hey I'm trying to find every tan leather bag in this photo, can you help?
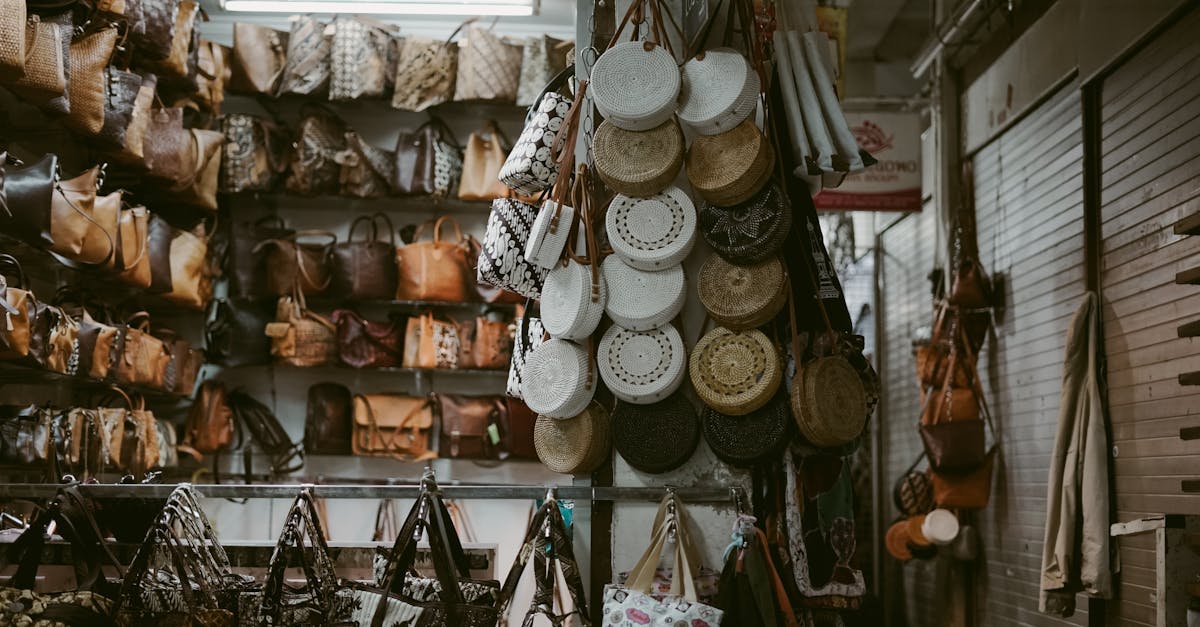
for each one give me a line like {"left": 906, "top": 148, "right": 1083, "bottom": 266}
{"left": 266, "top": 292, "right": 338, "bottom": 367}
{"left": 39, "top": 304, "right": 78, "bottom": 374}
{"left": 161, "top": 225, "right": 212, "bottom": 311}
{"left": 169, "top": 129, "right": 223, "bottom": 211}
{"left": 351, "top": 393, "right": 436, "bottom": 460}
{"left": 50, "top": 166, "right": 101, "bottom": 261}
{"left": 114, "top": 73, "right": 157, "bottom": 164}
{"left": 65, "top": 25, "right": 119, "bottom": 136}
{"left": 112, "top": 205, "right": 152, "bottom": 288}
{"left": 178, "top": 380, "right": 234, "bottom": 461}
{"left": 395, "top": 216, "right": 472, "bottom": 302}
{"left": 79, "top": 190, "right": 120, "bottom": 267}
{"left": 401, "top": 312, "right": 460, "bottom": 370}
{"left": 457, "top": 122, "right": 511, "bottom": 201}
{"left": 468, "top": 316, "right": 513, "bottom": 370}
{"left": 116, "top": 312, "right": 171, "bottom": 390}
{"left": 229, "top": 22, "right": 288, "bottom": 95}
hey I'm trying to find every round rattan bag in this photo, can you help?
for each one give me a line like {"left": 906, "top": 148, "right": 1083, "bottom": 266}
{"left": 540, "top": 260, "right": 607, "bottom": 341}
{"left": 685, "top": 117, "right": 774, "bottom": 206}
{"left": 678, "top": 48, "right": 760, "bottom": 136}
{"left": 698, "top": 253, "right": 786, "bottom": 330}
{"left": 702, "top": 393, "right": 791, "bottom": 467}
{"left": 893, "top": 469, "right": 934, "bottom": 517}
{"left": 689, "top": 326, "right": 782, "bottom": 416}
{"left": 522, "top": 339, "right": 597, "bottom": 419}
{"left": 612, "top": 392, "right": 699, "bottom": 474}
{"left": 699, "top": 181, "right": 792, "bottom": 266}
{"left": 593, "top": 118, "right": 684, "bottom": 197}
{"left": 598, "top": 323, "right": 687, "bottom": 404}
{"left": 602, "top": 257, "right": 686, "bottom": 331}
{"left": 590, "top": 41, "right": 681, "bottom": 131}
{"left": 534, "top": 401, "right": 611, "bottom": 474}
{"left": 605, "top": 186, "right": 697, "bottom": 271}
{"left": 790, "top": 355, "right": 869, "bottom": 448}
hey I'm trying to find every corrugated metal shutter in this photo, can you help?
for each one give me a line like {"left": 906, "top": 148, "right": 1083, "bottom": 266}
{"left": 1100, "top": 6, "right": 1200, "bottom": 626}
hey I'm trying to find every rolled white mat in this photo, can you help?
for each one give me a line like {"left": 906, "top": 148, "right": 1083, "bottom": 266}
{"left": 786, "top": 30, "right": 834, "bottom": 173}
{"left": 803, "top": 30, "right": 865, "bottom": 172}
{"left": 772, "top": 31, "right": 813, "bottom": 176}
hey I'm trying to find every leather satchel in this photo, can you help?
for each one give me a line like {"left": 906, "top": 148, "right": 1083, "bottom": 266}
{"left": 454, "top": 25, "right": 522, "bottom": 103}
{"left": 168, "top": 128, "right": 224, "bottom": 212}
{"left": 332, "top": 309, "right": 403, "bottom": 369}
{"left": 178, "top": 380, "right": 234, "bottom": 461}
{"left": 277, "top": 14, "right": 330, "bottom": 97}
{"left": 111, "top": 204, "right": 152, "bottom": 288}
{"left": 286, "top": 105, "right": 347, "bottom": 196}
{"left": 331, "top": 213, "right": 397, "bottom": 301}
{"left": 351, "top": 393, "right": 435, "bottom": 460}
{"left": 115, "top": 312, "right": 171, "bottom": 389}
{"left": 146, "top": 212, "right": 175, "bottom": 294}
{"left": 0, "top": 254, "right": 37, "bottom": 362}
{"left": 64, "top": 24, "right": 120, "bottom": 136}
{"left": 434, "top": 394, "right": 505, "bottom": 459}
{"left": 161, "top": 223, "right": 213, "bottom": 311}
{"left": 305, "top": 382, "right": 353, "bottom": 455}
{"left": 49, "top": 165, "right": 102, "bottom": 262}
{"left": 336, "top": 130, "right": 395, "bottom": 198}
{"left": 1, "top": 153, "right": 56, "bottom": 247}
{"left": 256, "top": 230, "right": 336, "bottom": 297}
{"left": 219, "top": 113, "right": 287, "bottom": 193}
{"left": 395, "top": 216, "right": 473, "bottom": 302}
{"left": 458, "top": 122, "right": 512, "bottom": 201}
{"left": 79, "top": 189, "right": 119, "bottom": 268}
{"left": 402, "top": 312, "right": 460, "bottom": 370}
{"left": 394, "top": 118, "right": 456, "bottom": 196}
{"left": 229, "top": 22, "right": 287, "bottom": 95}
{"left": 204, "top": 298, "right": 274, "bottom": 367}
{"left": 227, "top": 215, "right": 293, "bottom": 298}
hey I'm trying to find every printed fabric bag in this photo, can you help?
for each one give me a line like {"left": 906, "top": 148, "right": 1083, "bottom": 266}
{"left": 498, "top": 64, "right": 575, "bottom": 197}
{"left": 454, "top": 25, "right": 522, "bottom": 103}
{"left": 389, "top": 26, "right": 462, "bottom": 112}
{"left": 603, "top": 495, "right": 724, "bottom": 627}
{"left": 506, "top": 314, "right": 546, "bottom": 398}
{"left": 495, "top": 497, "right": 590, "bottom": 625}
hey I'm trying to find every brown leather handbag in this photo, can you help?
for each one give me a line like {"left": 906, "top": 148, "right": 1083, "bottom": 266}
{"left": 143, "top": 107, "right": 191, "bottom": 184}
{"left": 79, "top": 189, "right": 119, "bottom": 268}
{"left": 131, "top": 0, "right": 179, "bottom": 61}
{"left": 395, "top": 216, "right": 473, "bottom": 302}
{"left": 111, "top": 204, "right": 152, "bottom": 288}
{"left": 331, "top": 213, "right": 398, "bottom": 301}
{"left": 286, "top": 105, "right": 347, "bottom": 196}
{"left": 228, "top": 216, "right": 293, "bottom": 299}
{"left": 266, "top": 292, "right": 338, "bottom": 367}
{"left": 146, "top": 213, "right": 176, "bottom": 294}
{"left": 336, "top": 130, "right": 395, "bottom": 199}
{"left": 229, "top": 22, "right": 288, "bottom": 95}
{"left": 64, "top": 24, "right": 120, "bottom": 136}
{"left": 161, "top": 223, "right": 213, "bottom": 311}
{"left": 305, "top": 382, "right": 352, "bottom": 455}
{"left": 168, "top": 129, "right": 223, "bottom": 212}
{"left": 155, "top": 328, "right": 202, "bottom": 395}
{"left": 351, "top": 393, "right": 435, "bottom": 460}
{"left": 0, "top": 254, "right": 37, "bottom": 362}
{"left": 932, "top": 447, "right": 996, "bottom": 509}
{"left": 49, "top": 165, "right": 102, "bottom": 262}
{"left": 53, "top": 288, "right": 121, "bottom": 381}
{"left": 433, "top": 394, "right": 505, "bottom": 459}
{"left": 332, "top": 309, "right": 403, "bottom": 369}
{"left": 115, "top": 312, "right": 171, "bottom": 390}
{"left": 194, "top": 39, "right": 228, "bottom": 112}
{"left": 457, "top": 122, "right": 511, "bottom": 201}
{"left": 147, "top": 0, "right": 199, "bottom": 82}
{"left": 178, "top": 380, "right": 234, "bottom": 461}
{"left": 8, "top": 15, "right": 67, "bottom": 105}
{"left": 394, "top": 119, "right": 454, "bottom": 196}
{"left": 35, "top": 302, "right": 79, "bottom": 374}
{"left": 113, "top": 73, "right": 157, "bottom": 164}
{"left": 401, "top": 312, "right": 459, "bottom": 370}
{"left": 505, "top": 397, "right": 537, "bottom": 460}
{"left": 256, "top": 230, "right": 336, "bottom": 297}
{"left": 0, "top": 405, "right": 52, "bottom": 467}
{"left": 467, "top": 316, "right": 514, "bottom": 370}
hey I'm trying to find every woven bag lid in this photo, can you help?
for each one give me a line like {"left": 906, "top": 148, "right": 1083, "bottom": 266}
{"left": 613, "top": 392, "right": 699, "bottom": 474}
{"left": 790, "top": 356, "right": 868, "bottom": 448}
{"left": 690, "top": 326, "right": 782, "bottom": 416}
{"left": 886, "top": 521, "right": 914, "bottom": 561}
{"left": 678, "top": 48, "right": 760, "bottom": 136}
{"left": 598, "top": 323, "right": 687, "bottom": 405}
{"left": 522, "top": 339, "right": 597, "bottom": 418}
{"left": 602, "top": 257, "right": 686, "bottom": 331}
{"left": 591, "top": 41, "right": 681, "bottom": 131}
{"left": 685, "top": 117, "right": 775, "bottom": 206}
{"left": 541, "top": 260, "right": 607, "bottom": 341}
{"left": 698, "top": 181, "right": 792, "bottom": 266}
{"left": 698, "top": 253, "right": 786, "bottom": 330}
{"left": 893, "top": 470, "right": 934, "bottom": 517}
{"left": 593, "top": 119, "right": 684, "bottom": 198}
{"left": 534, "top": 401, "right": 610, "bottom": 474}
{"left": 525, "top": 199, "right": 575, "bottom": 270}
{"left": 606, "top": 186, "right": 697, "bottom": 271}
{"left": 922, "top": 509, "right": 960, "bottom": 546}
{"left": 701, "top": 394, "right": 790, "bottom": 467}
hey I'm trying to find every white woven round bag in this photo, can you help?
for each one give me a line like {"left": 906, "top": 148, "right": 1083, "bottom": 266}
{"left": 523, "top": 339, "right": 597, "bottom": 418}
{"left": 605, "top": 186, "right": 697, "bottom": 271}
{"left": 598, "top": 324, "right": 687, "bottom": 404}
{"left": 678, "top": 48, "right": 760, "bottom": 136}
{"left": 540, "top": 260, "right": 607, "bottom": 340}
{"left": 525, "top": 199, "right": 575, "bottom": 270}
{"left": 591, "top": 41, "right": 681, "bottom": 131}
{"left": 602, "top": 257, "right": 686, "bottom": 331}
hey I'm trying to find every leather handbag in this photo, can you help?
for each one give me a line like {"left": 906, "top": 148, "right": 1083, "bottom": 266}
{"left": 395, "top": 216, "right": 473, "bottom": 302}
{"left": 0, "top": 405, "right": 52, "bottom": 467}
{"left": 64, "top": 24, "right": 120, "bottom": 136}
{"left": 227, "top": 215, "right": 293, "bottom": 299}
{"left": 49, "top": 165, "right": 102, "bottom": 262}
{"left": 111, "top": 204, "right": 152, "bottom": 288}
{"left": 458, "top": 315, "right": 513, "bottom": 370}
{"left": 219, "top": 113, "right": 288, "bottom": 193}
{"left": 0, "top": 255, "right": 37, "bottom": 362}
{"left": 96, "top": 67, "right": 144, "bottom": 149}
{"left": 390, "top": 26, "right": 461, "bottom": 112}
{"left": 332, "top": 309, "right": 403, "bottom": 369}
{"left": 161, "top": 223, "right": 213, "bottom": 311}
{"left": 402, "top": 312, "right": 460, "bottom": 370}
{"left": 504, "top": 398, "right": 537, "bottom": 459}
{"left": 194, "top": 39, "right": 228, "bottom": 112}
{"left": 277, "top": 14, "right": 330, "bottom": 97}
{"left": 168, "top": 128, "right": 224, "bottom": 211}
{"left": 919, "top": 416, "right": 986, "bottom": 475}
{"left": 458, "top": 121, "right": 512, "bottom": 201}
{"left": 229, "top": 22, "right": 287, "bottom": 95}
{"left": 305, "top": 382, "right": 353, "bottom": 455}
{"left": 950, "top": 256, "right": 993, "bottom": 309}
{"left": 266, "top": 291, "right": 338, "bottom": 368}
{"left": 351, "top": 393, "right": 435, "bottom": 460}
{"left": 146, "top": 212, "right": 176, "bottom": 294}
{"left": 286, "top": 105, "right": 347, "bottom": 196}
{"left": 330, "top": 16, "right": 395, "bottom": 101}
{"left": 177, "top": 380, "right": 234, "bottom": 461}
{"left": 79, "top": 189, "right": 119, "bottom": 268}
{"left": 143, "top": 107, "right": 192, "bottom": 184}
{"left": 336, "top": 130, "right": 395, "bottom": 198}
{"left": 35, "top": 301, "right": 79, "bottom": 374}
{"left": 433, "top": 394, "right": 506, "bottom": 459}
{"left": 256, "top": 230, "right": 336, "bottom": 297}
{"left": 394, "top": 118, "right": 459, "bottom": 197}
{"left": 8, "top": 15, "right": 67, "bottom": 106}
{"left": 1, "top": 153, "right": 56, "bottom": 247}
{"left": 115, "top": 312, "right": 171, "bottom": 389}
{"left": 932, "top": 447, "right": 996, "bottom": 509}
{"left": 159, "top": 330, "right": 202, "bottom": 395}
{"left": 332, "top": 213, "right": 398, "bottom": 301}
{"left": 53, "top": 287, "right": 120, "bottom": 380}
{"left": 130, "top": 0, "right": 179, "bottom": 61}
{"left": 204, "top": 298, "right": 274, "bottom": 367}
{"left": 147, "top": 0, "right": 199, "bottom": 82}
{"left": 454, "top": 25, "right": 522, "bottom": 103}
{"left": 112, "top": 72, "right": 156, "bottom": 163}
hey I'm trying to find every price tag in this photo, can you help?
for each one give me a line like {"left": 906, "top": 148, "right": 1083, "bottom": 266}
{"left": 486, "top": 424, "right": 500, "bottom": 445}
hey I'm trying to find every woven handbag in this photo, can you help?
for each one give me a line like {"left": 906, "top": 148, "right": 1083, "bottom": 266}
{"left": 612, "top": 391, "right": 698, "bottom": 473}
{"left": 591, "top": 40, "right": 679, "bottom": 131}
{"left": 454, "top": 25, "right": 522, "bottom": 103}
{"left": 278, "top": 15, "right": 330, "bottom": 96}
{"left": 478, "top": 198, "right": 548, "bottom": 299}
{"left": 0, "top": 0, "right": 25, "bottom": 81}
{"left": 522, "top": 338, "right": 596, "bottom": 419}
{"left": 598, "top": 323, "right": 687, "bottom": 405}
{"left": 534, "top": 401, "right": 610, "bottom": 474}
{"left": 540, "top": 254, "right": 606, "bottom": 341}
{"left": 791, "top": 354, "right": 868, "bottom": 448}
{"left": 698, "top": 181, "right": 792, "bottom": 265}
{"left": 678, "top": 47, "right": 760, "bottom": 136}
{"left": 686, "top": 117, "right": 774, "bottom": 206}
{"left": 499, "top": 64, "right": 574, "bottom": 196}
{"left": 64, "top": 25, "right": 119, "bottom": 137}
{"left": 266, "top": 292, "right": 338, "bottom": 368}
{"left": 702, "top": 393, "right": 790, "bottom": 467}
{"left": 893, "top": 466, "right": 934, "bottom": 518}
{"left": 506, "top": 315, "right": 546, "bottom": 398}
{"left": 8, "top": 15, "right": 66, "bottom": 105}
{"left": 516, "top": 35, "right": 570, "bottom": 107}
{"left": 602, "top": 257, "right": 685, "bottom": 331}
{"left": 605, "top": 186, "right": 696, "bottom": 271}
{"left": 593, "top": 118, "right": 683, "bottom": 197}
{"left": 698, "top": 253, "right": 786, "bottom": 330}
{"left": 690, "top": 326, "right": 782, "bottom": 416}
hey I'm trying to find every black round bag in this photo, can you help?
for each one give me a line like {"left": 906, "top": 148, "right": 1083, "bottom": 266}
{"left": 613, "top": 392, "right": 700, "bottom": 474}
{"left": 702, "top": 393, "right": 791, "bottom": 467}
{"left": 698, "top": 181, "right": 792, "bottom": 265}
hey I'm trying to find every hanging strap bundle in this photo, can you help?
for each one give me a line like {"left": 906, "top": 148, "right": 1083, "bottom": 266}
{"left": 496, "top": 497, "right": 590, "bottom": 626}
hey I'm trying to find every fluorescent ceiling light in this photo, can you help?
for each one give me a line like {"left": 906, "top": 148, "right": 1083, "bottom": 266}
{"left": 220, "top": 0, "right": 536, "bottom": 16}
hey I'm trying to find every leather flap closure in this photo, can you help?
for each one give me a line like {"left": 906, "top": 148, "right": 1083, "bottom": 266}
{"left": 354, "top": 394, "right": 433, "bottom": 429}
{"left": 264, "top": 322, "right": 292, "bottom": 338}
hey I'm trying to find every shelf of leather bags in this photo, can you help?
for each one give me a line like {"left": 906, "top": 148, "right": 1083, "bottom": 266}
{"left": 0, "top": 362, "right": 189, "bottom": 403}
{"left": 224, "top": 191, "right": 497, "bottom": 215}
{"left": 287, "top": 298, "right": 519, "bottom": 315}
{"left": 239, "top": 363, "right": 509, "bottom": 378}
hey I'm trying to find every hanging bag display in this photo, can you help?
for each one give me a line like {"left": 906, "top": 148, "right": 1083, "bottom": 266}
{"left": 918, "top": 346, "right": 987, "bottom": 474}
{"left": 332, "top": 213, "right": 399, "bottom": 301}
{"left": 524, "top": 88, "right": 585, "bottom": 270}
{"left": 229, "top": 22, "right": 287, "bottom": 95}
{"left": 352, "top": 394, "right": 435, "bottom": 460}
{"left": 605, "top": 186, "right": 696, "bottom": 272}
{"left": 454, "top": 24, "right": 523, "bottom": 103}
{"left": 499, "top": 63, "right": 575, "bottom": 196}
{"left": 590, "top": 0, "right": 681, "bottom": 131}
{"left": 495, "top": 497, "right": 590, "bottom": 624}
{"left": 458, "top": 120, "right": 513, "bottom": 201}
{"left": 395, "top": 216, "right": 472, "bottom": 302}
{"left": 266, "top": 290, "right": 338, "bottom": 368}
{"left": 63, "top": 23, "right": 120, "bottom": 137}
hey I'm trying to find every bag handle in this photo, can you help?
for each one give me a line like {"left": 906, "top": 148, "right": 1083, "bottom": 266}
{"left": 524, "top": 63, "right": 576, "bottom": 125}
{"left": 432, "top": 215, "right": 465, "bottom": 245}
{"left": 626, "top": 494, "right": 703, "bottom": 601}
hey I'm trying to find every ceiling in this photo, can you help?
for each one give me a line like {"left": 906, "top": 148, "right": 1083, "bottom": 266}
{"left": 842, "top": 0, "right": 933, "bottom": 97}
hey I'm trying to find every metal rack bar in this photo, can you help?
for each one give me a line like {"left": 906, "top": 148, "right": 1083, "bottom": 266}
{"left": 0, "top": 483, "right": 743, "bottom": 503}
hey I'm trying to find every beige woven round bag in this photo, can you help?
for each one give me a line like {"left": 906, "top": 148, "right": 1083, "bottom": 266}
{"left": 593, "top": 118, "right": 684, "bottom": 197}
{"left": 534, "top": 401, "right": 611, "bottom": 474}
{"left": 698, "top": 253, "right": 787, "bottom": 330}
{"left": 686, "top": 117, "right": 774, "bottom": 206}
{"left": 689, "top": 326, "right": 782, "bottom": 416}
{"left": 791, "top": 355, "right": 869, "bottom": 448}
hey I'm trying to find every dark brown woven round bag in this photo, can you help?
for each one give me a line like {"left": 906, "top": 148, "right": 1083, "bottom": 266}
{"left": 701, "top": 393, "right": 791, "bottom": 467}
{"left": 698, "top": 181, "right": 792, "bottom": 266}
{"left": 612, "top": 392, "right": 700, "bottom": 474}
{"left": 893, "top": 455, "right": 934, "bottom": 517}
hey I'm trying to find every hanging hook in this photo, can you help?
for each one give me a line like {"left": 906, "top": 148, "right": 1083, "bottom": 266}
{"left": 731, "top": 487, "right": 747, "bottom": 515}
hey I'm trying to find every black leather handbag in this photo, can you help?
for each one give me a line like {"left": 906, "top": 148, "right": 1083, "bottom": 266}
{"left": 226, "top": 216, "right": 294, "bottom": 299}
{"left": 204, "top": 298, "right": 274, "bottom": 367}
{"left": 305, "top": 382, "right": 353, "bottom": 455}
{"left": 1, "top": 153, "right": 57, "bottom": 248}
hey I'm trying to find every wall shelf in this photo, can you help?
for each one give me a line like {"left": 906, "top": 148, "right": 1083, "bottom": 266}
{"left": 225, "top": 192, "right": 496, "bottom": 216}
{"left": 0, "top": 362, "right": 188, "bottom": 403}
